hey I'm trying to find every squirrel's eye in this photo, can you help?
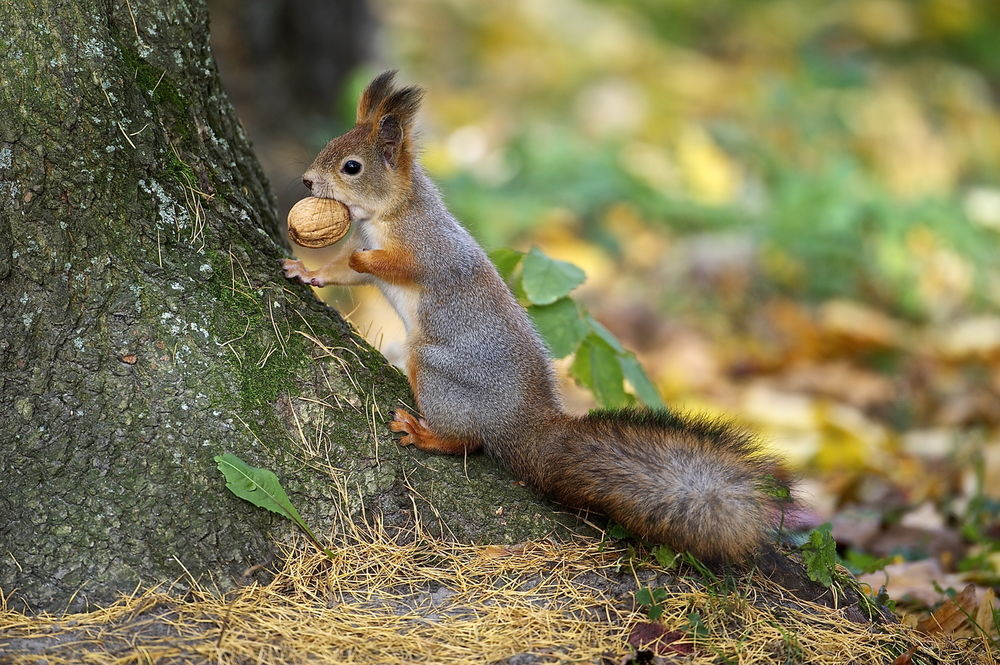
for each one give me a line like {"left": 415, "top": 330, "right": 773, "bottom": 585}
{"left": 342, "top": 160, "right": 362, "bottom": 176}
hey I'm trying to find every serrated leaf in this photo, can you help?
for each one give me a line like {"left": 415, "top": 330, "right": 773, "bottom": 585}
{"left": 635, "top": 588, "right": 655, "bottom": 606}
{"left": 801, "top": 523, "right": 838, "bottom": 587}
{"left": 489, "top": 248, "right": 524, "bottom": 285}
{"left": 521, "top": 246, "right": 586, "bottom": 305}
{"left": 620, "top": 353, "right": 665, "bottom": 409}
{"left": 528, "top": 298, "right": 587, "bottom": 358}
{"left": 759, "top": 474, "right": 792, "bottom": 501}
{"left": 652, "top": 544, "right": 677, "bottom": 569}
{"left": 571, "top": 334, "right": 630, "bottom": 408}
{"left": 686, "top": 612, "right": 709, "bottom": 638}
{"left": 606, "top": 522, "right": 632, "bottom": 540}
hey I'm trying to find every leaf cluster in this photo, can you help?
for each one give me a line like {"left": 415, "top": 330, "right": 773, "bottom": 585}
{"left": 491, "top": 246, "right": 663, "bottom": 409}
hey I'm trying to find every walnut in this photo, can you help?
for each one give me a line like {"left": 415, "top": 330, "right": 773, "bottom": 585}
{"left": 287, "top": 197, "right": 351, "bottom": 248}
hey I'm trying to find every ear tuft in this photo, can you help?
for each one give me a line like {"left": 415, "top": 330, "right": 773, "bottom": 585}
{"left": 375, "top": 85, "right": 424, "bottom": 128}
{"left": 357, "top": 71, "right": 424, "bottom": 168}
{"left": 356, "top": 70, "right": 399, "bottom": 124}
{"left": 357, "top": 71, "right": 425, "bottom": 128}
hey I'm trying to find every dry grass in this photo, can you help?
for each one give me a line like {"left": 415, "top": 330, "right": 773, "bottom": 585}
{"left": 1, "top": 516, "right": 994, "bottom": 665}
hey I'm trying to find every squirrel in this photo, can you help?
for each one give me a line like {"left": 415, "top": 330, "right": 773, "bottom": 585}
{"left": 282, "top": 71, "right": 789, "bottom": 563}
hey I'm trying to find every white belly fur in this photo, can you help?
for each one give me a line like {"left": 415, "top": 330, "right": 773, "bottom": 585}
{"left": 377, "top": 282, "right": 421, "bottom": 334}
{"left": 360, "top": 220, "right": 421, "bottom": 335}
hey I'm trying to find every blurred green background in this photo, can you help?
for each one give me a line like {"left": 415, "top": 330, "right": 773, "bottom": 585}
{"left": 210, "top": 0, "right": 1000, "bottom": 612}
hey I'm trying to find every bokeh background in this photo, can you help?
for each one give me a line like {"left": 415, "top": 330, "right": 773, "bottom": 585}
{"left": 209, "top": 0, "right": 1000, "bottom": 619}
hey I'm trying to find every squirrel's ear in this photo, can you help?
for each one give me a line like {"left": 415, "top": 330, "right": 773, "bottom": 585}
{"left": 373, "top": 85, "right": 423, "bottom": 168}
{"left": 357, "top": 71, "right": 397, "bottom": 124}
{"left": 378, "top": 114, "right": 404, "bottom": 167}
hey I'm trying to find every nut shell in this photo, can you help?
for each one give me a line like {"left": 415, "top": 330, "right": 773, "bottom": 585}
{"left": 287, "top": 197, "right": 351, "bottom": 248}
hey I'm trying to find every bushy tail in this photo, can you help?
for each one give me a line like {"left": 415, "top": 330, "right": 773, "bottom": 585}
{"left": 543, "top": 408, "right": 789, "bottom": 562}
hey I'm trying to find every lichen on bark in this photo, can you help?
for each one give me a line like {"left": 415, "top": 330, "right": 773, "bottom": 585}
{"left": 0, "top": 0, "right": 583, "bottom": 613}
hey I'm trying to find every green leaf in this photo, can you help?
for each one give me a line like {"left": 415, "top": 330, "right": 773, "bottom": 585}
{"left": 489, "top": 248, "right": 524, "bottom": 284}
{"left": 216, "top": 454, "right": 304, "bottom": 524}
{"left": 528, "top": 298, "right": 588, "bottom": 358}
{"left": 686, "top": 612, "right": 709, "bottom": 638}
{"left": 801, "top": 523, "right": 838, "bottom": 587}
{"left": 584, "top": 315, "right": 624, "bottom": 353}
{"left": 521, "top": 246, "right": 586, "bottom": 305}
{"left": 215, "top": 453, "right": 327, "bottom": 553}
{"left": 844, "top": 549, "right": 892, "bottom": 575}
{"left": 571, "top": 334, "right": 629, "bottom": 408}
{"left": 619, "top": 353, "right": 665, "bottom": 409}
{"left": 651, "top": 545, "right": 677, "bottom": 569}
{"left": 635, "top": 588, "right": 655, "bottom": 606}
{"left": 606, "top": 522, "right": 632, "bottom": 540}
{"left": 635, "top": 585, "right": 670, "bottom": 620}
{"left": 759, "top": 474, "right": 793, "bottom": 501}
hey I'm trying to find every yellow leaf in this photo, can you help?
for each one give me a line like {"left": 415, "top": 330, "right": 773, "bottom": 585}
{"left": 675, "top": 124, "right": 739, "bottom": 205}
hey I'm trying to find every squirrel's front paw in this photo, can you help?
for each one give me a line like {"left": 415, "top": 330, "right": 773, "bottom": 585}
{"left": 282, "top": 258, "right": 308, "bottom": 280}
{"left": 282, "top": 259, "right": 327, "bottom": 286}
{"left": 348, "top": 249, "right": 371, "bottom": 273}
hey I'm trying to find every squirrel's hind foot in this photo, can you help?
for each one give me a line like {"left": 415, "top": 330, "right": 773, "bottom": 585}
{"left": 390, "top": 408, "right": 481, "bottom": 455}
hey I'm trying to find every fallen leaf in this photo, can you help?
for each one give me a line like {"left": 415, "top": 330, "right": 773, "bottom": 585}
{"left": 916, "top": 584, "right": 977, "bottom": 634}
{"left": 936, "top": 316, "right": 1000, "bottom": 359}
{"left": 858, "top": 559, "right": 966, "bottom": 606}
{"left": 830, "top": 506, "right": 881, "bottom": 548}
{"left": 481, "top": 544, "right": 526, "bottom": 558}
{"left": 818, "top": 299, "right": 903, "bottom": 348}
{"left": 901, "top": 429, "right": 956, "bottom": 458}
{"left": 899, "top": 502, "right": 946, "bottom": 531}
{"left": 779, "top": 361, "right": 894, "bottom": 408}
{"left": 892, "top": 645, "right": 917, "bottom": 665}
{"left": 627, "top": 623, "right": 693, "bottom": 656}
{"left": 865, "top": 525, "right": 964, "bottom": 565}
{"left": 741, "top": 384, "right": 816, "bottom": 429}
{"left": 974, "top": 588, "right": 997, "bottom": 638}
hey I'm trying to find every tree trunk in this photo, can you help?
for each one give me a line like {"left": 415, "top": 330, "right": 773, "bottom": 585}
{"left": 207, "top": 0, "right": 377, "bottom": 221}
{"left": 0, "top": 0, "right": 579, "bottom": 614}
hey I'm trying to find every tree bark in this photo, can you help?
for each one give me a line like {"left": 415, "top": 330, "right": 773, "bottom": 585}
{"left": 0, "top": 0, "right": 580, "bottom": 614}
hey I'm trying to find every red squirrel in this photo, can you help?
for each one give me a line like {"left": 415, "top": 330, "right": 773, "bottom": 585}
{"left": 283, "top": 72, "right": 788, "bottom": 562}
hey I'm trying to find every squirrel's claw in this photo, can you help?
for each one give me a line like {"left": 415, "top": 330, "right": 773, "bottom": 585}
{"left": 389, "top": 408, "right": 478, "bottom": 454}
{"left": 281, "top": 258, "right": 307, "bottom": 279}
{"left": 282, "top": 258, "right": 325, "bottom": 286}
{"left": 390, "top": 408, "right": 422, "bottom": 446}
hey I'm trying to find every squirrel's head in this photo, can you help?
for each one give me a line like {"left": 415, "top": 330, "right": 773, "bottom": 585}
{"left": 303, "top": 71, "right": 423, "bottom": 222}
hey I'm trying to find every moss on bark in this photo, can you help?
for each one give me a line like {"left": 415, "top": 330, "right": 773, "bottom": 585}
{"left": 0, "top": 0, "right": 583, "bottom": 614}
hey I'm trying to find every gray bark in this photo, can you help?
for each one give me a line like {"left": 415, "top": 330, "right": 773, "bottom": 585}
{"left": 0, "top": 0, "right": 580, "bottom": 613}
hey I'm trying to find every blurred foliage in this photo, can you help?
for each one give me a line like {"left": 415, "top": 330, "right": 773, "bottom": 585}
{"left": 369, "top": 0, "right": 1000, "bottom": 321}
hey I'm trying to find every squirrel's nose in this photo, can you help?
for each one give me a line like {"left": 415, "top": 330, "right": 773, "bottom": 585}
{"left": 302, "top": 178, "right": 313, "bottom": 191}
